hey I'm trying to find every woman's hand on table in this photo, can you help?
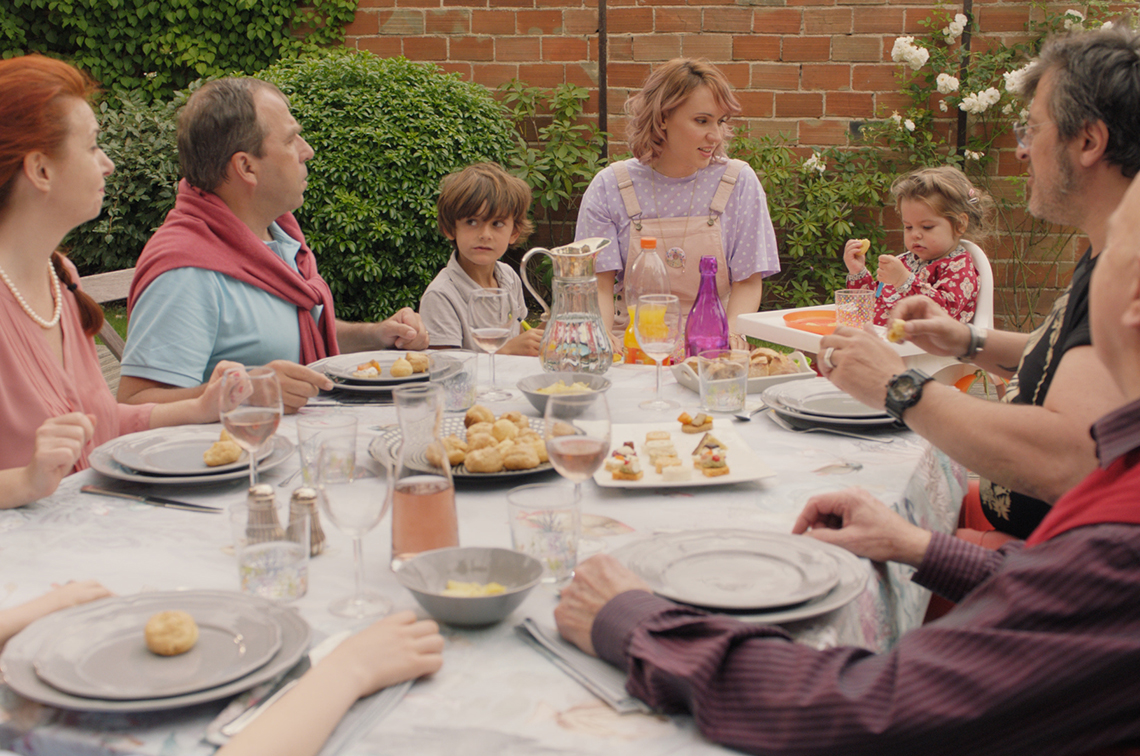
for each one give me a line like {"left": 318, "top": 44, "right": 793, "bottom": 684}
{"left": 817, "top": 326, "right": 905, "bottom": 410}
{"left": 9, "top": 413, "right": 96, "bottom": 507}
{"left": 555, "top": 555, "right": 652, "bottom": 657}
{"left": 793, "top": 487, "right": 932, "bottom": 568}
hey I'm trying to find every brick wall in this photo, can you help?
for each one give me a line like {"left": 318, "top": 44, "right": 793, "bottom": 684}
{"left": 343, "top": 0, "right": 1090, "bottom": 331}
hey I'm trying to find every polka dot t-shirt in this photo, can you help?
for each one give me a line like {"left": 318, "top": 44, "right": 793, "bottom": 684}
{"left": 574, "top": 158, "right": 781, "bottom": 291}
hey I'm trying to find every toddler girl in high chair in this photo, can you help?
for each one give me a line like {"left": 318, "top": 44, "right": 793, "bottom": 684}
{"left": 844, "top": 165, "right": 994, "bottom": 327}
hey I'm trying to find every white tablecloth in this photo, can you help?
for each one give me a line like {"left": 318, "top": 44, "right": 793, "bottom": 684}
{"left": 0, "top": 354, "right": 966, "bottom": 755}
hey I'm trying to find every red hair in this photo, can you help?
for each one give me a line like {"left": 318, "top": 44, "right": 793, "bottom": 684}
{"left": 0, "top": 55, "right": 104, "bottom": 337}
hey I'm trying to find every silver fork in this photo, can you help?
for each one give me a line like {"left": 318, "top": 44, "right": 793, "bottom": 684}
{"left": 765, "top": 409, "right": 895, "bottom": 443}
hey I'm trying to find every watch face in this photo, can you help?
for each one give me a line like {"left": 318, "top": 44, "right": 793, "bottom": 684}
{"left": 890, "top": 375, "right": 917, "bottom": 400}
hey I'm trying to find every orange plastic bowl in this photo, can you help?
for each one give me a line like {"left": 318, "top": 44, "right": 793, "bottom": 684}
{"left": 783, "top": 310, "right": 837, "bottom": 335}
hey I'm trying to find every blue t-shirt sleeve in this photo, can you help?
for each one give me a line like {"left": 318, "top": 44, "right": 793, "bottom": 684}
{"left": 120, "top": 269, "right": 221, "bottom": 387}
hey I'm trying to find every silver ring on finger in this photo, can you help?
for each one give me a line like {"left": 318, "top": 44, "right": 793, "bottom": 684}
{"left": 822, "top": 347, "right": 836, "bottom": 371}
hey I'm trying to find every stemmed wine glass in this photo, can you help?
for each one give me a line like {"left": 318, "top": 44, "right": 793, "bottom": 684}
{"left": 219, "top": 366, "right": 283, "bottom": 488}
{"left": 316, "top": 436, "right": 392, "bottom": 618}
{"left": 634, "top": 294, "right": 681, "bottom": 411}
{"left": 468, "top": 288, "right": 514, "bottom": 402}
{"left": 543, "top": 392, "right": 612, "bottom": 505}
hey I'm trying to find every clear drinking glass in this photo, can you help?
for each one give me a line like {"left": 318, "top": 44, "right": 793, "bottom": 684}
{"left": 543, "top": 392, "right": 611, "bottom": 505}
{"left": 469, "top": 288, "right": 513, "bottom": 402}
{"left": 219, "top": 366, "right": 283, "bottom": 488}
{"left": 316, "top": 436, "right": 392, "bottom": 618}
{"left": 635, "top": 294, "right": 681, "bottom": 411}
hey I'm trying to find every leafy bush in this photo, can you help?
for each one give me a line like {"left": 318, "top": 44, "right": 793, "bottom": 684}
{"left": 0, "top": 0, "right": 356, "bottom": 100}
{"left": 261, "top": 51, "right": 516, "bottom": 321}
{"left": 732, "top": 137, "right": 893, "bottom": 310}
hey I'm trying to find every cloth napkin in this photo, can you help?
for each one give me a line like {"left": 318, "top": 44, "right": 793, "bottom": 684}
{"left": 515, "top": 617, "right": 651, "bottom": 715}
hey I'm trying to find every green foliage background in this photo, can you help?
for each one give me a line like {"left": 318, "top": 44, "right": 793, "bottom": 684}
{"left": 261, "top": 52, "right": 517, "bottom": 321}
{"left": 0, "top": 0, "right": 356, "bottom": 99}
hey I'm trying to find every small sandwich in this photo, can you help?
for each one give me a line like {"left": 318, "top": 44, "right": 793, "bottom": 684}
{"left": 691, "top": 432, "right": 727, "bottom": 457}
{"left": 694, "top": 447, "right": 730, "bottom": 477}
{"left": 611, "top": 447, "right": 643, "bottom": 481}
{"left": 605, "top": 443, "right": 637, "bottom": 473}
{"left": 677, "top": 411, "right": 713, "bottom": 434}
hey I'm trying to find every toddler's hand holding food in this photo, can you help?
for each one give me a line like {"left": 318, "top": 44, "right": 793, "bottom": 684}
{"left": 843, "top": 239, "right": 871, "bottom": 275}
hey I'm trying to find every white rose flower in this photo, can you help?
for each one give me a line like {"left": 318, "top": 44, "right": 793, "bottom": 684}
{"left": 803, "top": 153, "right": 826, "bottom": 175}
{"left": 1064, "top": 9, "right": 1084, "bottom": 30}
{"left": 904, "top": 119, "right": 916, "bottom": 132}
{"left": 940, "top": 100, "right": 949, "bottom": 112}
{"left": 891, "top": 37, "right": 930, "bottom": 71}
{"left": 936, "top": 73, "right": 960, "bottom": 94}
{"left": 1003, "top": 64, "right": 1033, "bottom": 96}
{"left": 1102, "top": 21, "right": 1114, "bottom": 30}
{"left": 890, "top": 111, "right": 903, "bottom": 126}
{"left": 964, "top": 150, "right": 984, "bottom": 161}
{"left": 942, "top": 14, "right": 968, "bottom": 42}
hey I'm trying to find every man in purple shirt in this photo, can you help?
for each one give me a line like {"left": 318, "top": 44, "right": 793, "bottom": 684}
{"left": 554, "top": 59, "right": 1140, "bottom": 756}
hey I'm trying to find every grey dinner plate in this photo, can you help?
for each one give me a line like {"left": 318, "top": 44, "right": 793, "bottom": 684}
{"left": 313, "top": 351, "right": 441, "bottom": 385}
{"left": 763, "top": 378, "right": 891, "bottom": 419}
{"left": 1, "top": 590, "right": 311, "bottom": 712}
{"left": 90, "top": 434, "right": 294, "bottom": 485}
{"left": 33, "top": 592, "right": 282, "bottom": 700}
{"left": 370, "top": 415, "right": 555, "bottom": 481}
{"left": 111, "top": 428, "right": 272, "bottom": 476}
{"left": 610, "top": 530, "right": 841, "bottom": 611}
{"left": 765, "top": 401, "right": 902, "bottom": 428}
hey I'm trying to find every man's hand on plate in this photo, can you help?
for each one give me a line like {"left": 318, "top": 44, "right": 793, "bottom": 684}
{"left": 268, "top": 360, "right": 334, "bottom": 413}
{"left": 378, "top": 308, "right": 430, "bottom": 351}
{"left": 554, "top": 554, "right": 651, "bottom": 657}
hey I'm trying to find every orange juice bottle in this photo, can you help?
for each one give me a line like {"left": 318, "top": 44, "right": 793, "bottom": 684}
{"left": 624, "top": 304, "right": 647, "bottom": 364}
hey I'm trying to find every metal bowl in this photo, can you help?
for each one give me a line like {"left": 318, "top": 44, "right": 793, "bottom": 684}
{"left": 393, "top": 547, "right": 544, "bottom": 627}
{"left": 516, "top": 372, "right": 612, "bottom": 416}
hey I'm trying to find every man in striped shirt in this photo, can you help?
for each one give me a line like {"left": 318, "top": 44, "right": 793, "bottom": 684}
{"left": 554, "top": 53, "right": 1140, "bottom": 756}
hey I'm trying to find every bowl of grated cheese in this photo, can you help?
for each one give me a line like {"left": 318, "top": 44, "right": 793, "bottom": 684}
{"left": 393, "top": 547, "right": 544, "bottom": 626}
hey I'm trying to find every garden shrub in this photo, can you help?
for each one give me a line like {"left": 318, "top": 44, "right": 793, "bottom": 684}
{"left": 261, "top": 51, "right": 517, "bottom": 321}
{"left": 0, "top": 0, "right": 356, "bottom": 100}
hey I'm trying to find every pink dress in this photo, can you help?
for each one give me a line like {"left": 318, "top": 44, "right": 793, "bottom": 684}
{"left": 0, "top": 261, "right": 152, "bottom": 473}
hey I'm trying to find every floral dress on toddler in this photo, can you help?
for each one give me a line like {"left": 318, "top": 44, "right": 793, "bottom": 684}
{"left": 847, "top": 244, "right": 978, "bottom": 326}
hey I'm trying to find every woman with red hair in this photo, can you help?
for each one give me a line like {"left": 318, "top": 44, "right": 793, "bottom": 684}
{"left": 0, "top": 55, "right": 227, "bottom": 508}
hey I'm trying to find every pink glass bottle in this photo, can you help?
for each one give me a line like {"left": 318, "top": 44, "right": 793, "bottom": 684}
{"left": 684, "top": 256, "right": 729, "bottom": 357}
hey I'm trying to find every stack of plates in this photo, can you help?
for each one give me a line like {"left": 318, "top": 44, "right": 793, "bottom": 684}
{"left": 90, "top": 427, "right": 294, "bottom": 485}
{"left": 611, "top": 529, "right": 867, "bottom": 624}
{"left": 0, "top": 590, "right": 311, "bottom": 712}
{"left": 761, "top": 378, "right": 898, "bottom": 428}
{"left": 308, "top": 351, "right": 456, "bottom": 396}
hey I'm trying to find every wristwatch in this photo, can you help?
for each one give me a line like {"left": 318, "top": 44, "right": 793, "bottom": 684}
{"left": 884, "top": 369, "right": 934, "bottom": 423}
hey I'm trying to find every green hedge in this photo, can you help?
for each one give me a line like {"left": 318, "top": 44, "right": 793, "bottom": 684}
{"left": 0, "top": 0, "right": 356, "bottom": 99}
{"left": 261, "top": 51, "right": 516, "bottom": 321}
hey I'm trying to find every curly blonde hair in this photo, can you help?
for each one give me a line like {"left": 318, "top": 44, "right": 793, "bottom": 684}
{"left": 890, "top": 166, "right": 995, "bottom": 245}
{"left": 625, "top": 59, "right": 741, "bottom": 164}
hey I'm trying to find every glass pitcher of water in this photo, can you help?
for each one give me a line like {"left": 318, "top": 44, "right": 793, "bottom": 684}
{"left": 520, "top": 237, "right": 614, "bottom": 375}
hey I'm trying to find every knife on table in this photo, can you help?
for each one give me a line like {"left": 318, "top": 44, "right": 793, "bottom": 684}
{"left": 80, "top": 485, "right": 222, "bottom": 513}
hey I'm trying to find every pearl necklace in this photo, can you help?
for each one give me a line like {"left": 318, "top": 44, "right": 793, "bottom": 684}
{"left": 0, "top": 261, "right": 62, "bottom": 329}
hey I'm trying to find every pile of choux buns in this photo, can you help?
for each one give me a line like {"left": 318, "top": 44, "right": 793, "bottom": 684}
{"left": 426, "top": 405, "right": 548, "bottom": 473}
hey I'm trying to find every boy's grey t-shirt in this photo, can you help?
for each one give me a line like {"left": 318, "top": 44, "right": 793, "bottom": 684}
{"left": 419, "top": 252, "right": 528, "bottom": 351}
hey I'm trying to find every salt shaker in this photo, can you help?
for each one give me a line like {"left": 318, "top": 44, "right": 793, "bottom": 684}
{"left": 288, "top": 487, "right": 326, "bottom": 556}
{"left": 246, "top": 484, "right": 284, "bottom": 543}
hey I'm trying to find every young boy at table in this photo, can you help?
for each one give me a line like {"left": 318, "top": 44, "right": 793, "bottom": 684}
{"left": 842, "top": 166, "right": 993, "bottom": 327}
{"left": 419, "top": 162, "right": 543, "bottom": 356}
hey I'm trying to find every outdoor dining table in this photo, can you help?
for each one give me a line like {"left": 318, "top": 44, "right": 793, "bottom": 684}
{"left": 0, "top": 354, "right": 966, "bottom": 756}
